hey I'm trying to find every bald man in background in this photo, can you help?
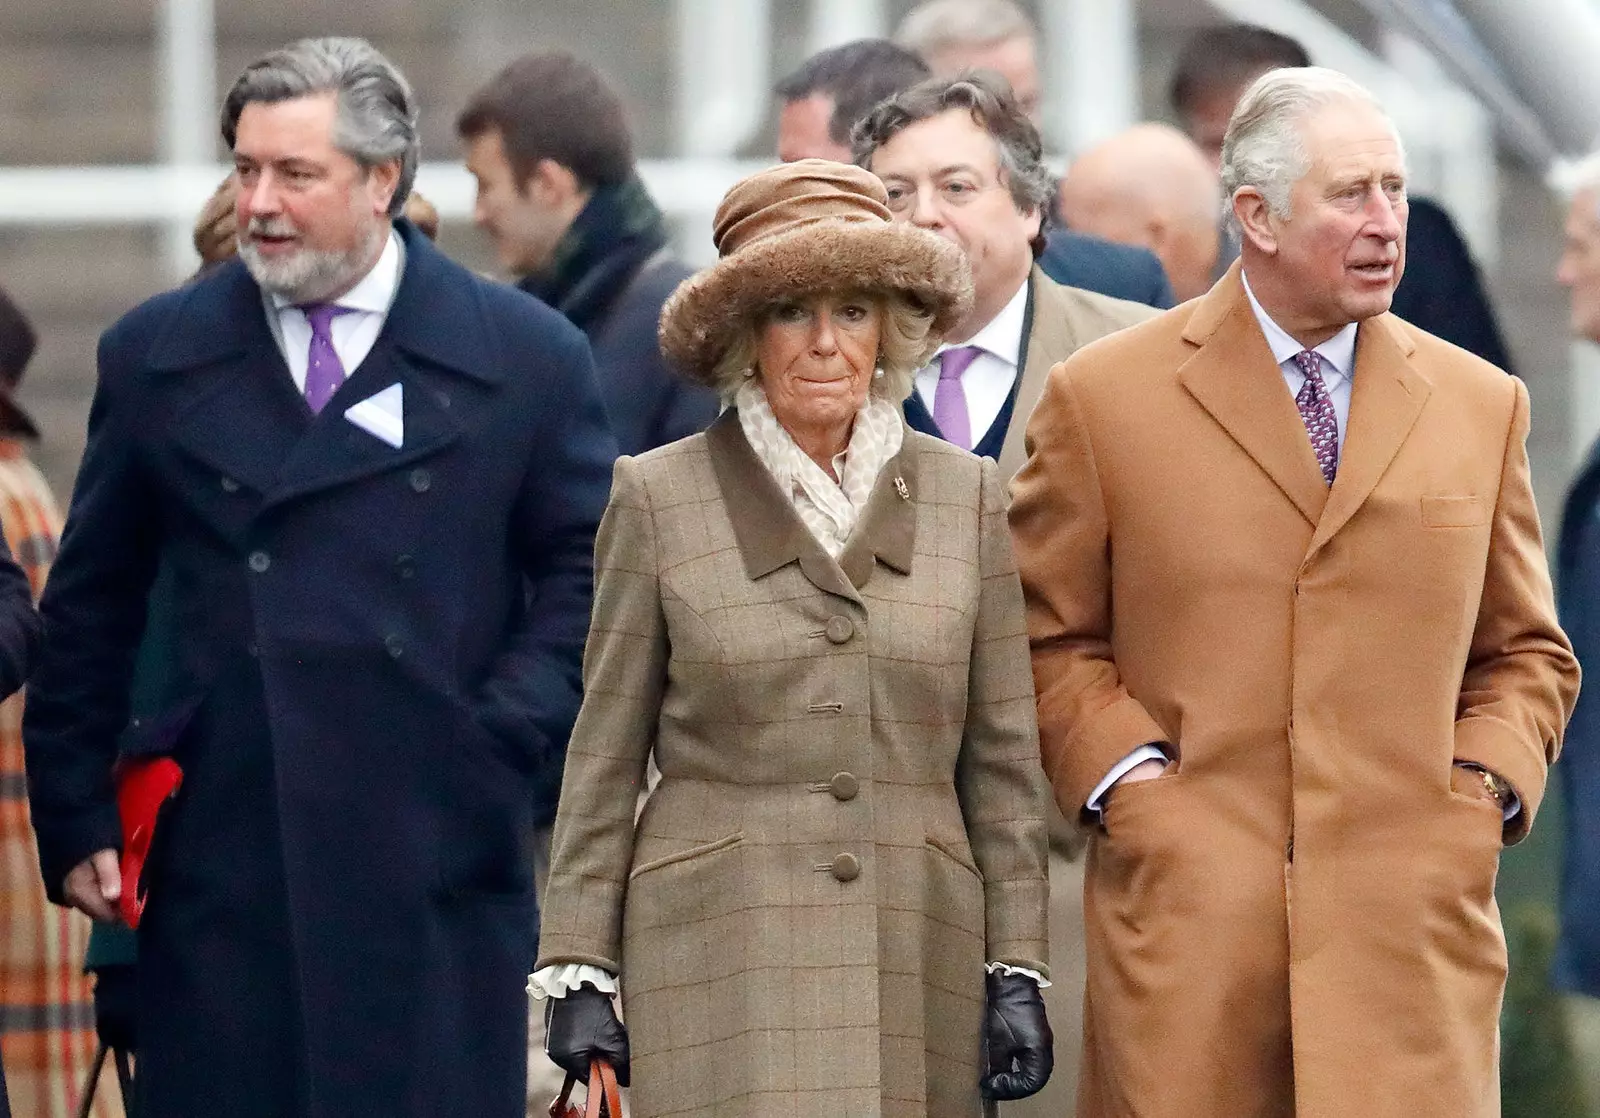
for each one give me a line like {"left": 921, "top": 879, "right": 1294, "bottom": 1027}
{"left": 1059, "top": 124, "right": 1221, "bottom": 303}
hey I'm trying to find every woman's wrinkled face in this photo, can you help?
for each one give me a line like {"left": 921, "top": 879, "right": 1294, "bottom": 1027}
{"left": 755, "top": 291, "right": 881, "bottom": 439}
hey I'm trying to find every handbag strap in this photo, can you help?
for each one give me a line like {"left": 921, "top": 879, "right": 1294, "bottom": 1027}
{"left": 587, "top": 1058, "right": 623, "bottom": 1118}
{"left": 550, "top": 1060, "right": 622, "bottom": 1118}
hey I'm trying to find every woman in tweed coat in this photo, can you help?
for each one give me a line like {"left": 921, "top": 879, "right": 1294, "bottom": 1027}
{"left": 531, "top": 160, "right": 1052, "bottom": 1117}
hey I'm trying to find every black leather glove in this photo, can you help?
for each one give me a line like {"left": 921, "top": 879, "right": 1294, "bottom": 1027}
{"left": 545, "top": 983, "right": 631, "bottom": 1087}
{"left": 92, "top": 963, "right": 138, "bottom": 1054}
{"left": 980, "top": 970, "right": 1053, "bottom": 1100}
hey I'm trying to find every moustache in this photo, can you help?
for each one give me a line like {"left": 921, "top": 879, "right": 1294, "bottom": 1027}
{"left": 246, "top": 218, "right": 298, "bottom": 239}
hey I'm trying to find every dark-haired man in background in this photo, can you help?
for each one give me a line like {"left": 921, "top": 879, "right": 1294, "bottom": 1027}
{"left": 774, "top": 38, "right": 930, "bottom": 163}
{"left": 458, "top": 50, "right": 715, "bottom": 456}
{"left": 1169, "top": 21, "right": 1514, "bottom": 371}
{"left": 894, "top": 0, "right": 1175, "bottom": 309}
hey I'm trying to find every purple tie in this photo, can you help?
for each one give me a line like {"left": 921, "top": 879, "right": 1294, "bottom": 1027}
{"left": 1293, "top": 350, "right": 1339, "bottom": 485}
{"left": 934, "top": 345, "right": 982, "bottom": 450}
{"left": 299, "top": 303, "right": 355, "bottom": 415}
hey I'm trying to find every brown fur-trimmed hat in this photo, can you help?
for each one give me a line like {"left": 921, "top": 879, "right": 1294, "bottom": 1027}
{"left": 659, "top": 159, "right": 971, "bottom": 385}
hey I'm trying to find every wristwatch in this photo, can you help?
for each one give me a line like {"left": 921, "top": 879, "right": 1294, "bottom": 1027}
{"left": 1459, "top": 762, "right": 1510, "bottom": 810}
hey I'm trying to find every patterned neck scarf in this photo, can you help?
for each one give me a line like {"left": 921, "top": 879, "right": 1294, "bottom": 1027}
{"left": 736, "top": 379, "right": 904, "bottom": 558}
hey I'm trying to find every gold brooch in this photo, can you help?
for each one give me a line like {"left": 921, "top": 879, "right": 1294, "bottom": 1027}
{"left": 894, "top": 476, "right": 909, "bottom": 500}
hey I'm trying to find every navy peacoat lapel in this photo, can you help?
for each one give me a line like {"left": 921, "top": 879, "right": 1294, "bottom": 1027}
{"left": 148, "top": 222, "right": 492, "bottom": 522}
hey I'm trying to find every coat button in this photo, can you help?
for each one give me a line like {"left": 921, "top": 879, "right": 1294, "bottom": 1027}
{"left": 829, "top": 772, "right": 859, "bottom": 801}
{"left": 831, "top": 853, "right": 861, "bottom": 882}
{"left": 394, "top": 554, "right": 416, "bottom": 579}
{"left": 220, "top": 476, "right": 240, "bottom": 493}
{"left": 409, "top": 468, "right": 431, "bottom": 493}
{"left": 824, "top": 615, "right": 854, "bottom": 644}
{"left": 248, "top": 550, "right": 270, "bottom": 573}
{"left": 385, "top": 634, "right": 404, "bottom": 659}
{"left": 246, "top": 641, "right": 259, "bottom": 658}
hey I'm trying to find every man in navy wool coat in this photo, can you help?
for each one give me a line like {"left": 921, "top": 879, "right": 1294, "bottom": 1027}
{"left": 23, "top": 37, "right": 615, "bottom": 1118}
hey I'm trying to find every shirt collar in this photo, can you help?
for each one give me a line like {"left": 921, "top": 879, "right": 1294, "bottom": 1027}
{"left": 935, "top": 273, "right": 1029, "bottom": 368}
{"left": 1240, "top": 269, "right": 1358, "bottom": 379}
{"left": 270, "top": 228, "right": 403, "bottom": 315}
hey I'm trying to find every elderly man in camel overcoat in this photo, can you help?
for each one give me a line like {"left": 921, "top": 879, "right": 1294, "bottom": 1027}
{"left": 1009, "top": 67, "right": 1579, "bottom": 1118}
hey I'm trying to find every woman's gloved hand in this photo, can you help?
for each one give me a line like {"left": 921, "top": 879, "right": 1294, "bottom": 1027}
{"left": 980, "top": 969, "right": 1053, "bottom": 1100}
{"left": 544, "top": 983, "right": 631, "bottom": 1087}
{"left": 93, "top": 963, "right": 139, "bottom": 1054}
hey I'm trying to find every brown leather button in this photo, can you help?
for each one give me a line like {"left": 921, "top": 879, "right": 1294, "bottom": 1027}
{"left": 824, "top": 615, "right": 854, "bottom": 644}
{"left": 829, "top": 772, "right": 859, "bottom": 801}
{"left": 831, "top": 852, "right": 861, "bottom": 882}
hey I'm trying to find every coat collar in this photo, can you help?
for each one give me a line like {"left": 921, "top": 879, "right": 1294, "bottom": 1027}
{"left": 154, "top": 221, "right": 479, "bottom": 510}
{"left": 704, "top": 408, "right": 918, "bottom": 604}
{"left": 145, "top": 220, "right": 500, "bottom": 385}
{"left": 1178, "top": 261, "right": 1429, "bottom": 550}
{"left": 996, "top": 266, "right": 1078, "bottom": 477}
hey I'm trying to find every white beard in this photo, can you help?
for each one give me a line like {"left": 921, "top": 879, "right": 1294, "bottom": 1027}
{"left": 238, "top": 214, "right": 386, "bottom": 305}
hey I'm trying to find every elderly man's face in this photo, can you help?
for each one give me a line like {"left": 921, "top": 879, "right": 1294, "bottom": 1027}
{"left": 233, "top": 93, "right": 397, "bottom": 304}
{"left": 778, "top": 94, "right": 851, "bottom": 163}
{"left": 1558, "top": 187, "right": 1600, "bottom": 343}
{"left": 1242, "top": 100, "right": 1406, "bottom": 344}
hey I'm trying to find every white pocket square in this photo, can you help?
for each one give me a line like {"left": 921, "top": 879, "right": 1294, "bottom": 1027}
{"left": 344, "top": 383, "right": 404, "bottom": 448}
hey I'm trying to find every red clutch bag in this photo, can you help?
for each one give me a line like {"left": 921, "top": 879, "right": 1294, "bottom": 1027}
{"left": 113, "top": 756, "right": 184, "bottom": 928}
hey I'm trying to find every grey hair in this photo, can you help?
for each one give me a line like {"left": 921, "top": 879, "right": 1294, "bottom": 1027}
{"left": 895, "top": 0, "right": 1035, "bottom": 55}
{"left": 708, "top": 294, "right": 936, "bottom": 405}
{"left": 222, "top": 37, "right": 419, "bottom": 216}
{"left": 1554, "top": 152, "right": 1600, "bottom": 217}
{"left": 1219, "top": 66, "right": 1402, "bottom": 235}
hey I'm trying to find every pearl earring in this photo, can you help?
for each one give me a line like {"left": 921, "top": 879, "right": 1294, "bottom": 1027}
{"left": 873, "top": 367, "right": 885, "bottom": 379}
{"left": 742, "top": 367, "right": 755, "bottom": 378}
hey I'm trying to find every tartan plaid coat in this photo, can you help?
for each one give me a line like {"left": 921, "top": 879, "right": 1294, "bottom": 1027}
{"left": 0, "top": 442, "right": 120, "bottom": 1118}
{"left": 537, "top": 411, "right": 1050, "bottom": 1117}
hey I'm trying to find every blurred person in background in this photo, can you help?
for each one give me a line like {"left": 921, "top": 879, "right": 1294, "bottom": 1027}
{"left": 895, "top": 0, "right": 1041, "bottom": 124}
{"left": 774, "top": 39, "right": 930, "bottom": 163}
{"left": 0, "top": 287, "right": 114, "bottom": 1118}
{"left": 1058, "top": 123, "right": 1221, "bottom": 303}
{"left": 1553, "top": 153, "right": 1600, "bottom": 1116}
{"left": 533, "top": 158, "right": 1053, "bottom": 1115}
{"left": 24, "top": 36, "right": 614, "bottom": 1118}
{"left": 458, "top": 51, "right": 714, "bottom": 458}
{"left": 896, "top": 0, "right": 1175, "bottom": 310}
{"left": 1170, "top": 21, "right": 1515, "bottom": 371}
{"left": 854, "top": 74, "right": 1154, "bottom": 1118}
{"left": 1011, "top": 66, "right": 1576, "bottom": 1116}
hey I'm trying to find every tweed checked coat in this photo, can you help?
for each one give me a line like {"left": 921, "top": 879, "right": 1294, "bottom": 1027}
{"left": 537, "top": 410, "right": 1050, "bottom": 1117}
{"left": 1008, "top": 263, "right": 1579, "bottom": 1118}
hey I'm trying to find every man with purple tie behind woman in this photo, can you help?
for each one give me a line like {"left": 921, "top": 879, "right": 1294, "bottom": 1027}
{"left": 851, "top": 72, "right": 1153, "bottom": 1116}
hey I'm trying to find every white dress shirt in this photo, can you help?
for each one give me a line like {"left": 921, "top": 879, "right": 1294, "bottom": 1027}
{"left": 912, "top": 277, "right": 1029, "bottom": 447}
{"left": 262, "top": 230, "right": 404, "bottom": 389}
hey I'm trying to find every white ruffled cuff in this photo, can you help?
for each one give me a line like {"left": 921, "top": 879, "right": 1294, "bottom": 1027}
{"left": 986, "top": 961, "right": 1051, "bottom": 988}
{"left": 526, "top": 963, "right": 620, "bottom": 1001}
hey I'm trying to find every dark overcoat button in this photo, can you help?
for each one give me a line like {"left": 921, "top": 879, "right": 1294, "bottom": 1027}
{"left": 248, "top": 550, "right": 270, "bottom": 573}
{"left": 829, "top": 772, "right": 859, "bottom": 801}
{"left": 831, "top": 852, "right": 861, "bottom": 882}
{"left": 824, "top": 616, "right": 854, "bottom": 644}
{"left": 384, "top": 634, "right": 404, "bottom": 659}
{"left": 409, "top": 468, "right": 431, "bottom": 493}
{"left": 394, "top": 554, "right": 416, "bottom": 579}
{"left": 220, "top": 476, "right": 240, "bottom": 493}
